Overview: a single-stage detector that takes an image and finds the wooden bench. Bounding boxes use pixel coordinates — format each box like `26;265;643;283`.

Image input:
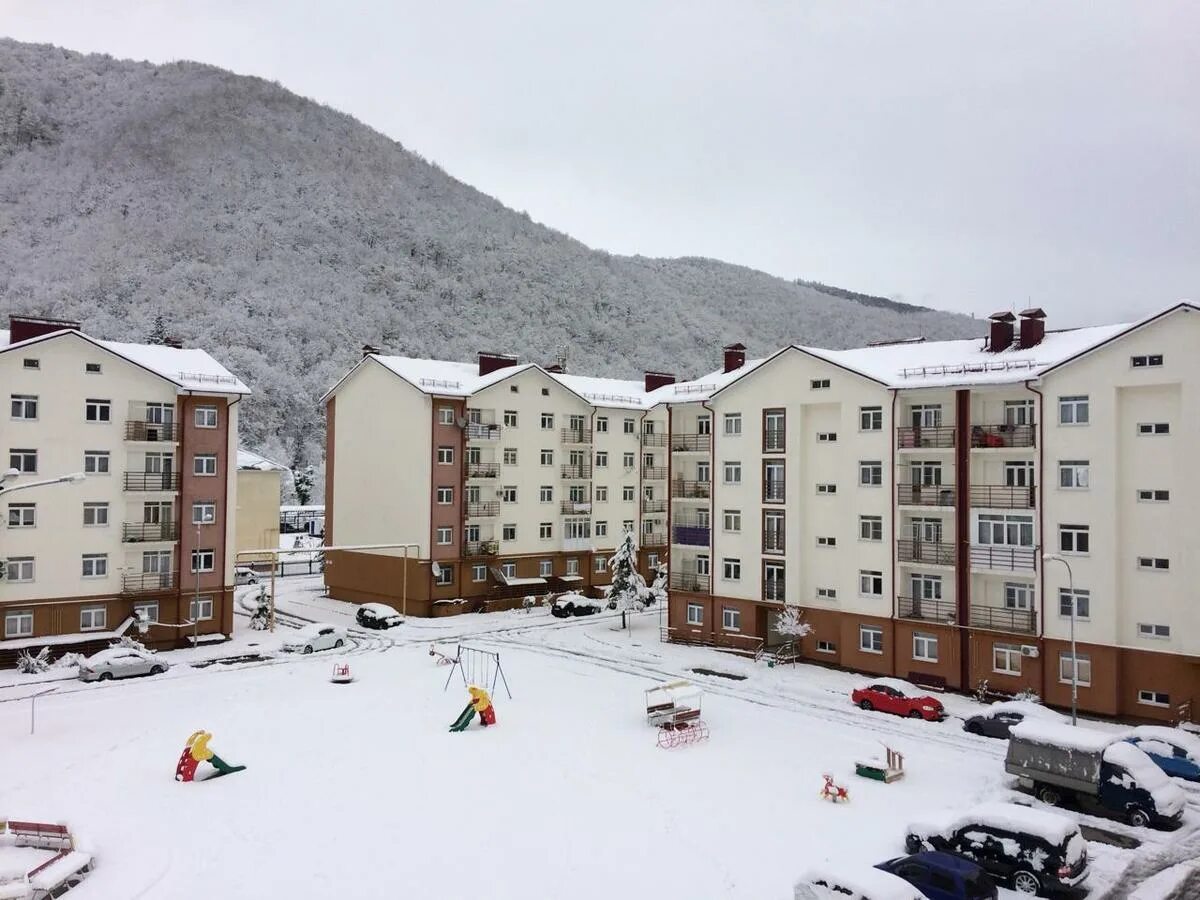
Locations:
5;820;72;850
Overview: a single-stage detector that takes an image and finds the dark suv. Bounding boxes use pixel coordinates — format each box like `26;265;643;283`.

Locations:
877;851;997;900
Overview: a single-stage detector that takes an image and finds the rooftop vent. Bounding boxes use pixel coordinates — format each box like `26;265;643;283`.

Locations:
478;352;519;377
723;342;747;374
644;371;676;392
361;343;380;358
986;312;1016;353
9;315;82;344
163;336;184;349
1017;308;1046;349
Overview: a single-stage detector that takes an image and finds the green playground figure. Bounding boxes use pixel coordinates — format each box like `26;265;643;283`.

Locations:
174;730;247;782
449;685;496;732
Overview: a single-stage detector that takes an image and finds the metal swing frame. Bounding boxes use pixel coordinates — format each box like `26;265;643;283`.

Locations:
442;644;513;699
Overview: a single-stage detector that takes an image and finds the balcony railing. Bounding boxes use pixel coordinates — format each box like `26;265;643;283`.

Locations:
763;580;786;603
763;534;785;554
466;463;500;479
561;428;593;445
897;596;956;623
970;485;1036;509
897;425;955;449
562;537;593;552
121;572;178;594
643;467;668;480
465;422;501;441
465;501;500;518
969;545;1037;571
897;539;956;566
672;524;710;547
764;429;785;452
670;434;708;452
124;421;179;442
762;480;785;502
122;522;180;543
641;433;668;447
560;463;592;479
672;479;711;499
463;540;499;557
971;424;1035;449
641;531;666;546
124;472;180;492
969;604;1037;634
669;572;710;592
560;500;592;515
897;484;955;506
642;499;667;514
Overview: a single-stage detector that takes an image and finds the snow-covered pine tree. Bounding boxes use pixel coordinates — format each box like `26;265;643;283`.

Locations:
292;465;315;506
147;314;168;345
606;530;647;628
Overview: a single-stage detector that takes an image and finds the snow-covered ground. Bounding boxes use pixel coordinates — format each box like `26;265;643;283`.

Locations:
1;575;1196;898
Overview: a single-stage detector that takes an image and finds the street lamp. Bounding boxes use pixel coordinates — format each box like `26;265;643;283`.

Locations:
1043;553;1077;725
0;468;86;497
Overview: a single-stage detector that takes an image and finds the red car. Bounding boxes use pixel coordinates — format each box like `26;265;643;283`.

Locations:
851;679;946;721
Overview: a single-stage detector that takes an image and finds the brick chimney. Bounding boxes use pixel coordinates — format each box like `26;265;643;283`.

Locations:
478;352;519;377
723;343;747;373
361;343;380;358
9;315;82;344
644;371;676;392
163;336;184;349
986;312;1016;353
1017;308;1046;349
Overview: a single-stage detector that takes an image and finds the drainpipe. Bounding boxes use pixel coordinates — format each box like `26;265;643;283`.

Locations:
703;399;715;642
1025;380;1046;703
637;409;647;580
666;403;674;643
889;389;899;678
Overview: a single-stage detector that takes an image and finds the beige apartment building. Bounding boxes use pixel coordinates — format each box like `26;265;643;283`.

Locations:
236;449;287;553
1;316;248;658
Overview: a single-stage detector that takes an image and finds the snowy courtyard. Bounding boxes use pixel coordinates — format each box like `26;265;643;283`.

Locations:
1;577;1196;899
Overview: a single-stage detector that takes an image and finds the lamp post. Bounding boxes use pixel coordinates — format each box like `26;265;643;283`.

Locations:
1043;553;1077;725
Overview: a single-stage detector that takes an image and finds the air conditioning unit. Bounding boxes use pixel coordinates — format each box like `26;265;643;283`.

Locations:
1020;645;1039;658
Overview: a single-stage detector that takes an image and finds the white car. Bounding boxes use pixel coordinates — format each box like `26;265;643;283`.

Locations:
78;647;170;682
235;566;261;585
280;623;346;654
794;867;924;900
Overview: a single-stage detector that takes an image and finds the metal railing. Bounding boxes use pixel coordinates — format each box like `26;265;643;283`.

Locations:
641;433;668;447
969;545;1037;571
560;463;592;479
642;499;667;513
672;479;711;498
763;428;785;452
762;480;785;502
970;485;1036;509
669;572;710;592
969;605;1037;634
670;434;708;452
465;501;500;518
970;424;1035;449
763;534;786;554
465;423;501;441
763;579;786;603
560;428;593;445
897;539;956;566
121;572;178;594
641;531;666;546
560;500;592;515
643;466;668;480
897;425;955;449
122;522;180;543
463;540;499;557
124;472;180;492
672;524;710;546
124;421;179;442
896;484;955;506
465;463;500;478
897;596;956;623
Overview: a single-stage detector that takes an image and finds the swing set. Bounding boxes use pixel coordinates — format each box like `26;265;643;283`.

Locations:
441;644;513;699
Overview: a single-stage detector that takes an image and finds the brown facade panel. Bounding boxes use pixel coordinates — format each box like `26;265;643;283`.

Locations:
837;613;894;676
967;631;1044;700
894;620;962;690
178;395;233;599
1041;639;1121;717
1116;648;1200;723
431;397;465;563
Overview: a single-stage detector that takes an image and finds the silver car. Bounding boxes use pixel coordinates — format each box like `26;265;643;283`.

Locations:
280;623;346;654
78;647;170;682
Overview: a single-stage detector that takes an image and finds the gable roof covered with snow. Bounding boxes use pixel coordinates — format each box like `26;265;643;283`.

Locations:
237;449;288;472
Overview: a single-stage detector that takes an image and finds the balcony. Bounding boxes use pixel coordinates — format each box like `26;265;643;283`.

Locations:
897;484;955;507
642;499;667;514
122;522;179;543
641;433;667;448
672;524;710;547
124;472;180;492
124;421;179;442
561;428;593;445
643;466;668;480
465;501;500;518
121;572;178;594
465;422;501;441
763;579;785;604
562;537;593;552
897;596;956;623
560;463;592;480
764;429;785;452
669;572;710;592
970;424;1035;450
561;500;592;515
642;531;666;546
762;480;785;503
897;539;956;566
970;485;1036;509
969;605;1037;634
969;545;1037;571
672;479;711;499
463;540;499;558
670;434;708;452
466;463;500;479
763;534;785;554
897;425;955;449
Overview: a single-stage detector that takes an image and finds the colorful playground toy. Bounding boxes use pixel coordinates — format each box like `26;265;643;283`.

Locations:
331;661;353;684
174;730;246;782
855;744;906;783
645;680;709;749
449;685;496;732
819;773;850;803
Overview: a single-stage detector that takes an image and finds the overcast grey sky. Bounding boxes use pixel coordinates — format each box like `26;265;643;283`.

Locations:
2;2;1196;324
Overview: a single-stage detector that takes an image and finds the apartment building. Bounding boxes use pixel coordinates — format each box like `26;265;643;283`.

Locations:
322;351;670;616
666;304;1198;722
236;449;287;553
1;316;248;654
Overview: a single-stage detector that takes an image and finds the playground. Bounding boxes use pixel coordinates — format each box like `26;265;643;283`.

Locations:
0;591;1193;898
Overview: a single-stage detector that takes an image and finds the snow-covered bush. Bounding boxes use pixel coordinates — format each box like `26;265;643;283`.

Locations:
247;584;271;630
54;652;85;670
974;679;990;703
111;634;148;652
16;647;51;674
775;604;812;639
1013;687;1042;704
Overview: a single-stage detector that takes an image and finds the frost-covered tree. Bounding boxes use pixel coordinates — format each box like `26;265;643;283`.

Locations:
292;465;315;506
775;604;813;640
606;531;647;628
16;647;51;674
147;314;168;345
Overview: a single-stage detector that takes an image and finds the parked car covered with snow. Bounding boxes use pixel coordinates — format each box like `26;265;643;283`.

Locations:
280;623;346;654
794;866;925;900
962;700;1067;739
78;647;169;682
904;802;1088;896
851;678;945;721
354;603;403;630
875;851;998;900
235;565;261;585
1123;726;1200;783
550;592;604;618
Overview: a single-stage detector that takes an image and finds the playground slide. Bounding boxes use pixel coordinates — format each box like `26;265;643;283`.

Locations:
205;754;247;778
449;704;476;732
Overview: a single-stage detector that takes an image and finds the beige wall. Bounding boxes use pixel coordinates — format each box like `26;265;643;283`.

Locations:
236;468;281;553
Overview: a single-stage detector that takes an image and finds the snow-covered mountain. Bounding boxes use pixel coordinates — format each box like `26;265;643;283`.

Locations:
0;39;980;470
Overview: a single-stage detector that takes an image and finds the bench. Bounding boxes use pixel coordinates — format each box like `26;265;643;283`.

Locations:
5;820;72;850
907;671;947;692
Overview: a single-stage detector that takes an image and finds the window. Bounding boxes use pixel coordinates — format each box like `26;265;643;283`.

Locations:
1058;460;1089;489
84;399;111;422
686;603;703;626
816;640;836;654
910;573;941;600
190;549;215;572
503;410;518;427
1059;524;1089;554
538;485;554;503
1136;489;1169;502
194;406;218;428
696;416;711;436
9;449;36;473
763;461;784;501
1137;556;1170;571
80;605;107;630
83;451;110;474
1004;582;1033;610
539;449;554;466
435;565;454;586
594;486;607;502
993;643;1022;675
7;504;35;527
23;358;39;370
436;486;453;505
1059;651;1092;686
436;527;453;545
437;446;454;465
132;601;158;624
722;558;741;581
595;417;608;433
1137;422;1170;436
1059;588;1090;620
722;607;741;631
540;413;554;429
723;461;741;484
623;452;635;468
816;536;836;547
697;461;710;482
594;555;607;573
539;522;553;540
910;404;942;427
595;451;608;468
86;362;102;374
810;378;830;390
764;410;785;451
623;418;635;434
81;554;108;578
859;570;883;597
621;519;634;533
565;558;579;575
859;407;883;431
695;555;711;576
4;610;33;638
859;516;882;542
464;524;479;543
472;565;487;583
591;519;609;538
763;510;784;553
912;632;938;662
142;550;171;574
509;385;518;394
816;432;837;443
190;454;216;476
502;523;517;541
1138;690;1170;707
723;413;742;436
816;483;837;495
1004;400;1035;426
646;552;659;567
859;461;882;486
1138;623;1170;639
1058;396;1089;425
501;561;517;578
532;559;550;578
977;513;1034;547
622;486;635;502
723;510;741;532
189;596;214;621
1131;354;1163;368
437;407;455;426
503;448;518;465
192;502;216;525
5;557;34;581
10;395;37;420
499;486;517;503
859;625;883;654
541;388;550;397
